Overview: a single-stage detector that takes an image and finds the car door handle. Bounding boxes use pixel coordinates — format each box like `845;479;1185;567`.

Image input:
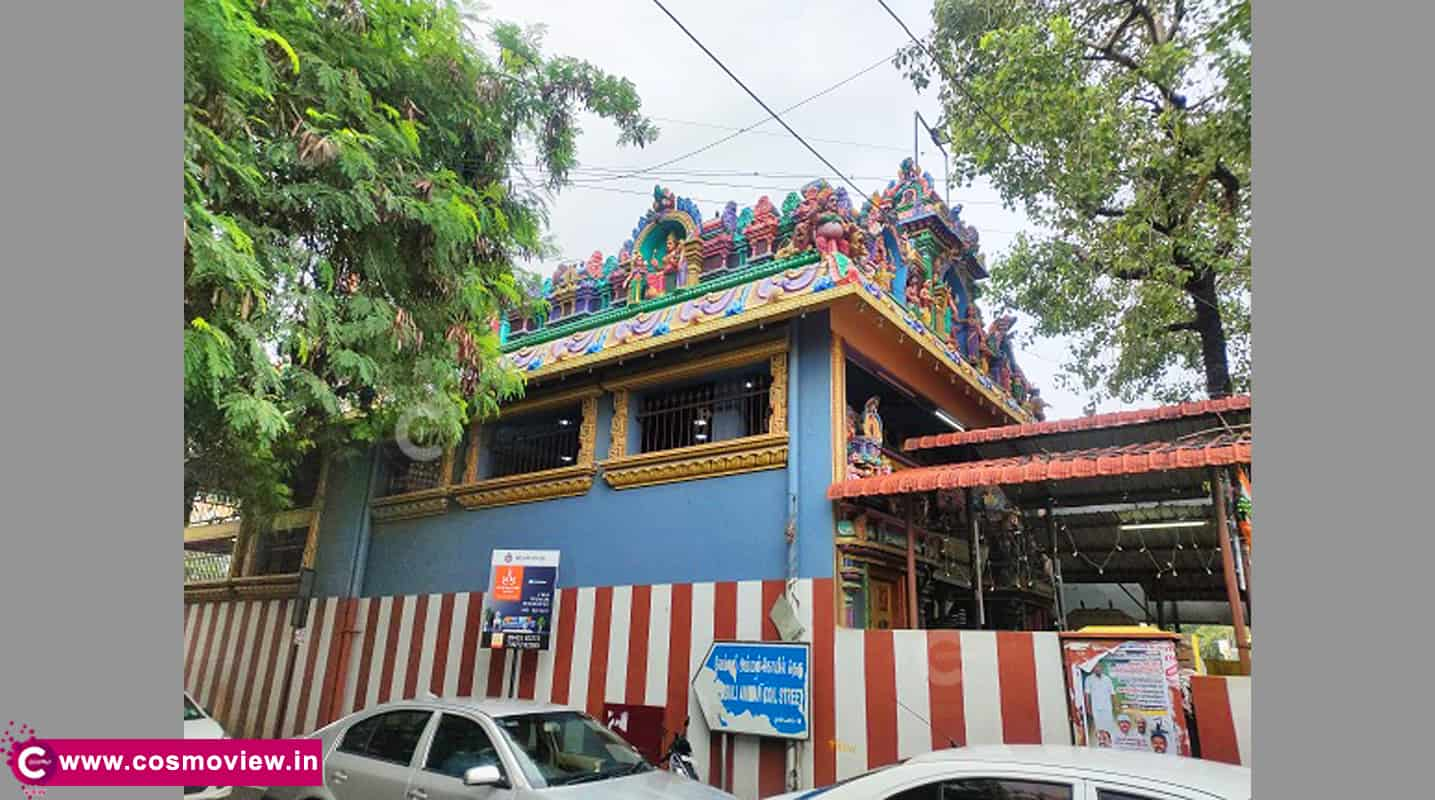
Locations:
407;789;428;800
330;770;348;784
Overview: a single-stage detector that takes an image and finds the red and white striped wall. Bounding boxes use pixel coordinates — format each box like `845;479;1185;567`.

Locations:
184;582;1244;800
1190;675;1252;767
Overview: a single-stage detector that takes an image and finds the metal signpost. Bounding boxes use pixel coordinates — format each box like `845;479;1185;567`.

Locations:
480;549;560;698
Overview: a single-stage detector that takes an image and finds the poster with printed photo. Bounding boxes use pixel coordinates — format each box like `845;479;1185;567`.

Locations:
1061;633;1190;757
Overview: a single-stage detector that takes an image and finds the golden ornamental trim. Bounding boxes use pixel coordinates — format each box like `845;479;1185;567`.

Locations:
453;465;596;511
609;390;630;461
768;351;789;436
464;426;481;484
604;338;789;392
578;394;599;467
371;488;450;523
601;432;789;490
497;384;604;418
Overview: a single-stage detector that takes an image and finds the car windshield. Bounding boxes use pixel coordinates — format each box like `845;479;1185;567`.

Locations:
183;695;205;721
492;711;651;788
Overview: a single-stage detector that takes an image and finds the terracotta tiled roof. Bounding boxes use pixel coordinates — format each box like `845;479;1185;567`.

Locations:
903;395;1251;452
829;432;1251;499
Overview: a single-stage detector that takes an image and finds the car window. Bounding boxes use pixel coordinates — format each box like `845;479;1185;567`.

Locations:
337;715;383;755
184;695;205;722
492;711;647;788
888;777;1075;800
349;710;433;766
1097;791;1163;800
424;714;504;779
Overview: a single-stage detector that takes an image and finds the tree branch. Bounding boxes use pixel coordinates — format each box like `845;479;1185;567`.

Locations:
1165;319;1200;333
1099;6;1144;52
1211;161;1242;215
1125;0;1164;44
1171;0;1187;40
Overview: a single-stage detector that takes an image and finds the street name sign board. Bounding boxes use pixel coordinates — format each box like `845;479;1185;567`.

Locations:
692;640;810;740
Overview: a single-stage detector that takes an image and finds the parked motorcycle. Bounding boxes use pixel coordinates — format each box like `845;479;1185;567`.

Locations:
660;717;700;782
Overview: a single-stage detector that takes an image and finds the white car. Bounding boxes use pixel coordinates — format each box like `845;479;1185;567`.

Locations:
261;696;734;800
184;691;233;800
765;746;1250;800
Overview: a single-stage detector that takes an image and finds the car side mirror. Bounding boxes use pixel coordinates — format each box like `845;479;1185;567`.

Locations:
462;765;506;788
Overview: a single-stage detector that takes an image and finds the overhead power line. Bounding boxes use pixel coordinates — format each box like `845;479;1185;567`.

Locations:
649;116;910;153
574;50;897;185
561;168;1005;205
647;0;877;206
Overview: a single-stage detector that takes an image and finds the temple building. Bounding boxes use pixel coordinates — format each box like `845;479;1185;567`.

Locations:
182;160;1252;798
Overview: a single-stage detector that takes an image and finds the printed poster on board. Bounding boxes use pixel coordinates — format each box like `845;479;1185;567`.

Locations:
1061;634;1191;757
481;549;559;650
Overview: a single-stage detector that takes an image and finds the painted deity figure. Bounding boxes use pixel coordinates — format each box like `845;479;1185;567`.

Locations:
859;396;887;472
985;315;1018;391
623;252;647;305
963;303;986;367
929;280;951;334
862;396;883;444
905;269;931;312
813;193;847;256
643;255;667;299
662;231;684;273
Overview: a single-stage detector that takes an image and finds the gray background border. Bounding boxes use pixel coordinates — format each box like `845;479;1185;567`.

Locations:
0;0;178;797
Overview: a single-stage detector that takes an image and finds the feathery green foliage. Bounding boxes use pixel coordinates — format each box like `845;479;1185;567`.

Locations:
897;1;1249;407
184;0;657;513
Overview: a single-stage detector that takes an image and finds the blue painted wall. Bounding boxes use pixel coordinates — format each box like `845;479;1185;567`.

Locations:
311;450;378;598
309;314;836;599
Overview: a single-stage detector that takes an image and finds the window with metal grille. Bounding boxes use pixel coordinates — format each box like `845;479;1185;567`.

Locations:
255;526;306;575
380;444;446;497
486;404;582;478
637;368;771;454
184;538;234;584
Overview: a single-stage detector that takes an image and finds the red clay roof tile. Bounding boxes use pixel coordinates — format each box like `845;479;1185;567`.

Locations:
903;395;1251;452
830;432;1251;499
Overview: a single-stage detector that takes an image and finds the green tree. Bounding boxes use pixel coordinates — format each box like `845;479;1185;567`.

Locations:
897;0;1249;406
184;0;656;516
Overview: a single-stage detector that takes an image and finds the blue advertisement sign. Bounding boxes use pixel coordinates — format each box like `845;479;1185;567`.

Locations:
692;641;810;740
481;549;559;650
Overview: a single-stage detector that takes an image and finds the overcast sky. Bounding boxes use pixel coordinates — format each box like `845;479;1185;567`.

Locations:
478;0;1146;421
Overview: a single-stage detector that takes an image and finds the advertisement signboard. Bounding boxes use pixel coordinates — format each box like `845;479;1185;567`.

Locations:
1061;631;1191;756
481;549;559;650
691;641;810;740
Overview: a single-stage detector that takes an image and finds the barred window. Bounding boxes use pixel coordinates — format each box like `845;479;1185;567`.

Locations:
380;444;446;497
255;526;306;576
486;404;583;478
184;538;234;584
637;368;771;454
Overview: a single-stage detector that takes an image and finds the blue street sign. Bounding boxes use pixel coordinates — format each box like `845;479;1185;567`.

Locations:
692;641;810;740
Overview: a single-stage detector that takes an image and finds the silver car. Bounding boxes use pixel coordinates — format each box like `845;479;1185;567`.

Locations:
261;697;733;800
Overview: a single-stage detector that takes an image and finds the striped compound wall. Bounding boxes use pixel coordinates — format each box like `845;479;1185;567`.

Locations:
183;580;1250;799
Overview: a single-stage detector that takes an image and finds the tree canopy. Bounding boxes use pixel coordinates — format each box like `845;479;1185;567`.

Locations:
184;0;657;515
897;0;1250;407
